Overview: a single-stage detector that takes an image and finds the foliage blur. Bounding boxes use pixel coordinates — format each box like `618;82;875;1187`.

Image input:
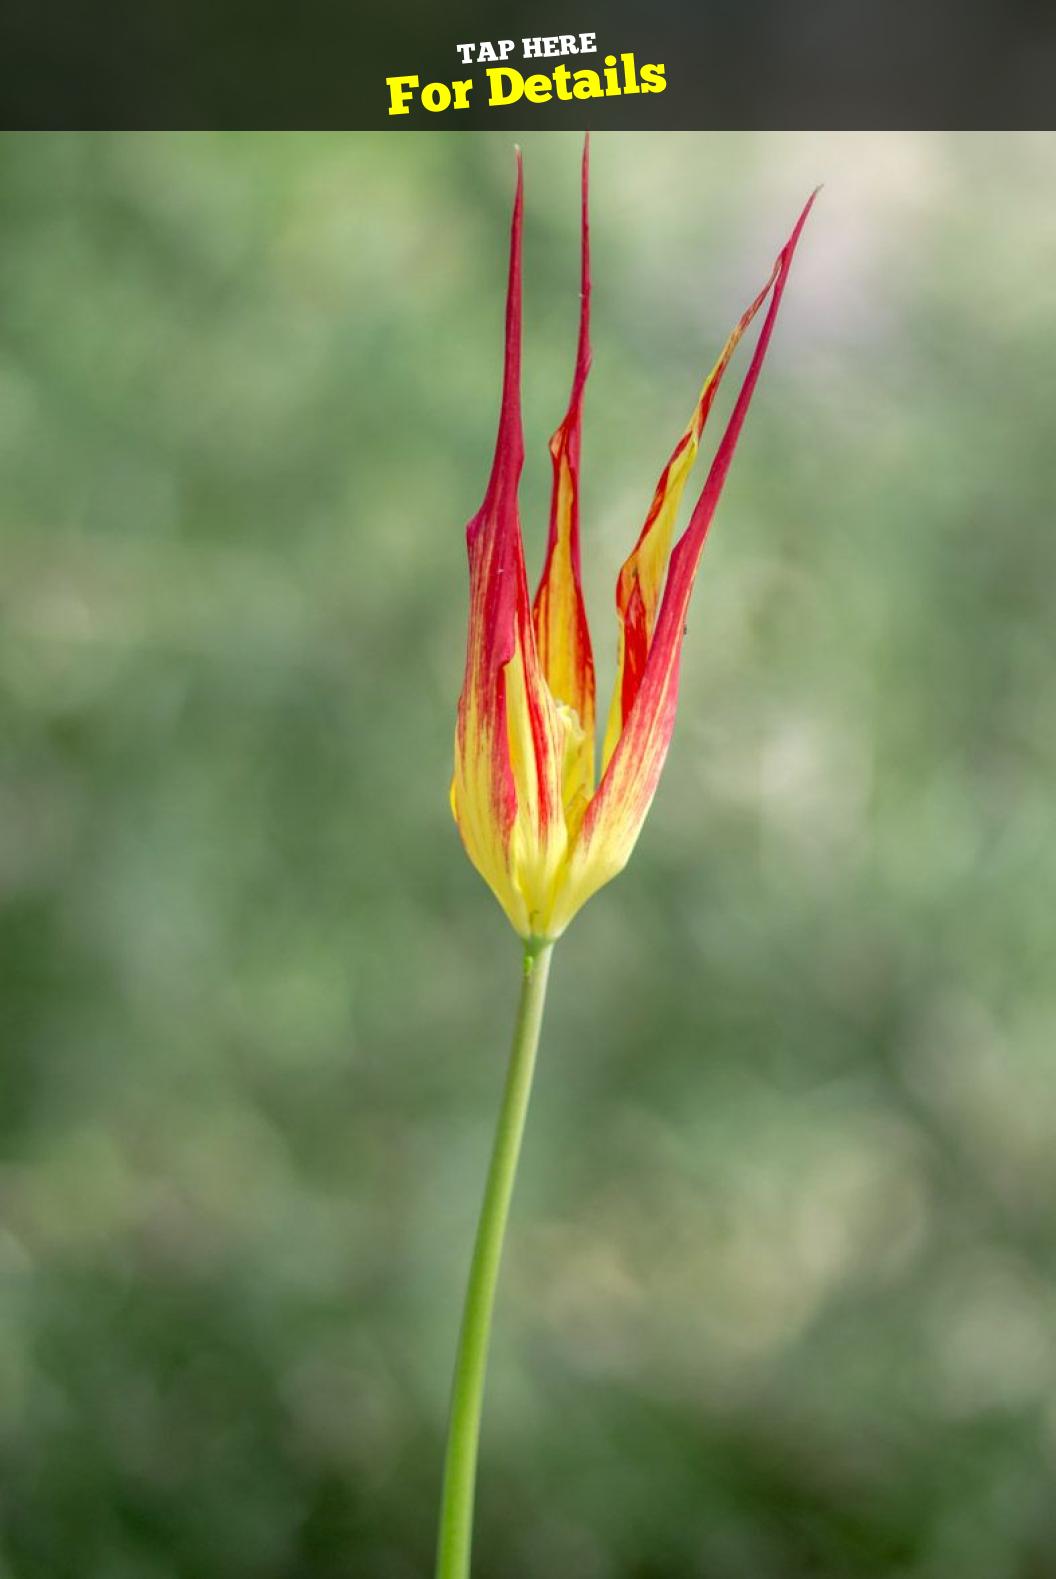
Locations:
1;132;1055;1579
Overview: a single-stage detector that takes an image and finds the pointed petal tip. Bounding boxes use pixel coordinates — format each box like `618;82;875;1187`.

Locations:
788;187;821;243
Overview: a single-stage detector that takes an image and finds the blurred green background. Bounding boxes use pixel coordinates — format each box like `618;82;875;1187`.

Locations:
2;132;1056;1579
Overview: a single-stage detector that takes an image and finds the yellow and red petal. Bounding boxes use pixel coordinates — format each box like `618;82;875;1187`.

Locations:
551;191;818;935
451;154;570;939
600;255;789;771
532;136;595;811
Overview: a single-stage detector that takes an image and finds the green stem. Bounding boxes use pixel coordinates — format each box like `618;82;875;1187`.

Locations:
435;939;555;1579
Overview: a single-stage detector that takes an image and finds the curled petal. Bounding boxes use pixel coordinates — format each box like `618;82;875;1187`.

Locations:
550;191;818;936
533;135;595;829
601;256;785;771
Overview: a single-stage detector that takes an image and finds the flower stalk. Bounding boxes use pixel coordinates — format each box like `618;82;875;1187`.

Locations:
439;138;814;1576
434;941;555;1579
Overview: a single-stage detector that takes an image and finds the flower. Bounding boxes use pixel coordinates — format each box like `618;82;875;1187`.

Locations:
452;142;816;942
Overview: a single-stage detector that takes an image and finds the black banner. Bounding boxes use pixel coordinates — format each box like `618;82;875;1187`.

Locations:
1;0;1054;128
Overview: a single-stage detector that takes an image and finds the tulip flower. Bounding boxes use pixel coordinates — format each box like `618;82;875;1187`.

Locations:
437;140;815;1579
452;147;815;945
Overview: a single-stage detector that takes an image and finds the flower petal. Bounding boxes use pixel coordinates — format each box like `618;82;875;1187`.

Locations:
601;252;789;771
532;136;595;818
550;191;818;936
452;153;570;939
